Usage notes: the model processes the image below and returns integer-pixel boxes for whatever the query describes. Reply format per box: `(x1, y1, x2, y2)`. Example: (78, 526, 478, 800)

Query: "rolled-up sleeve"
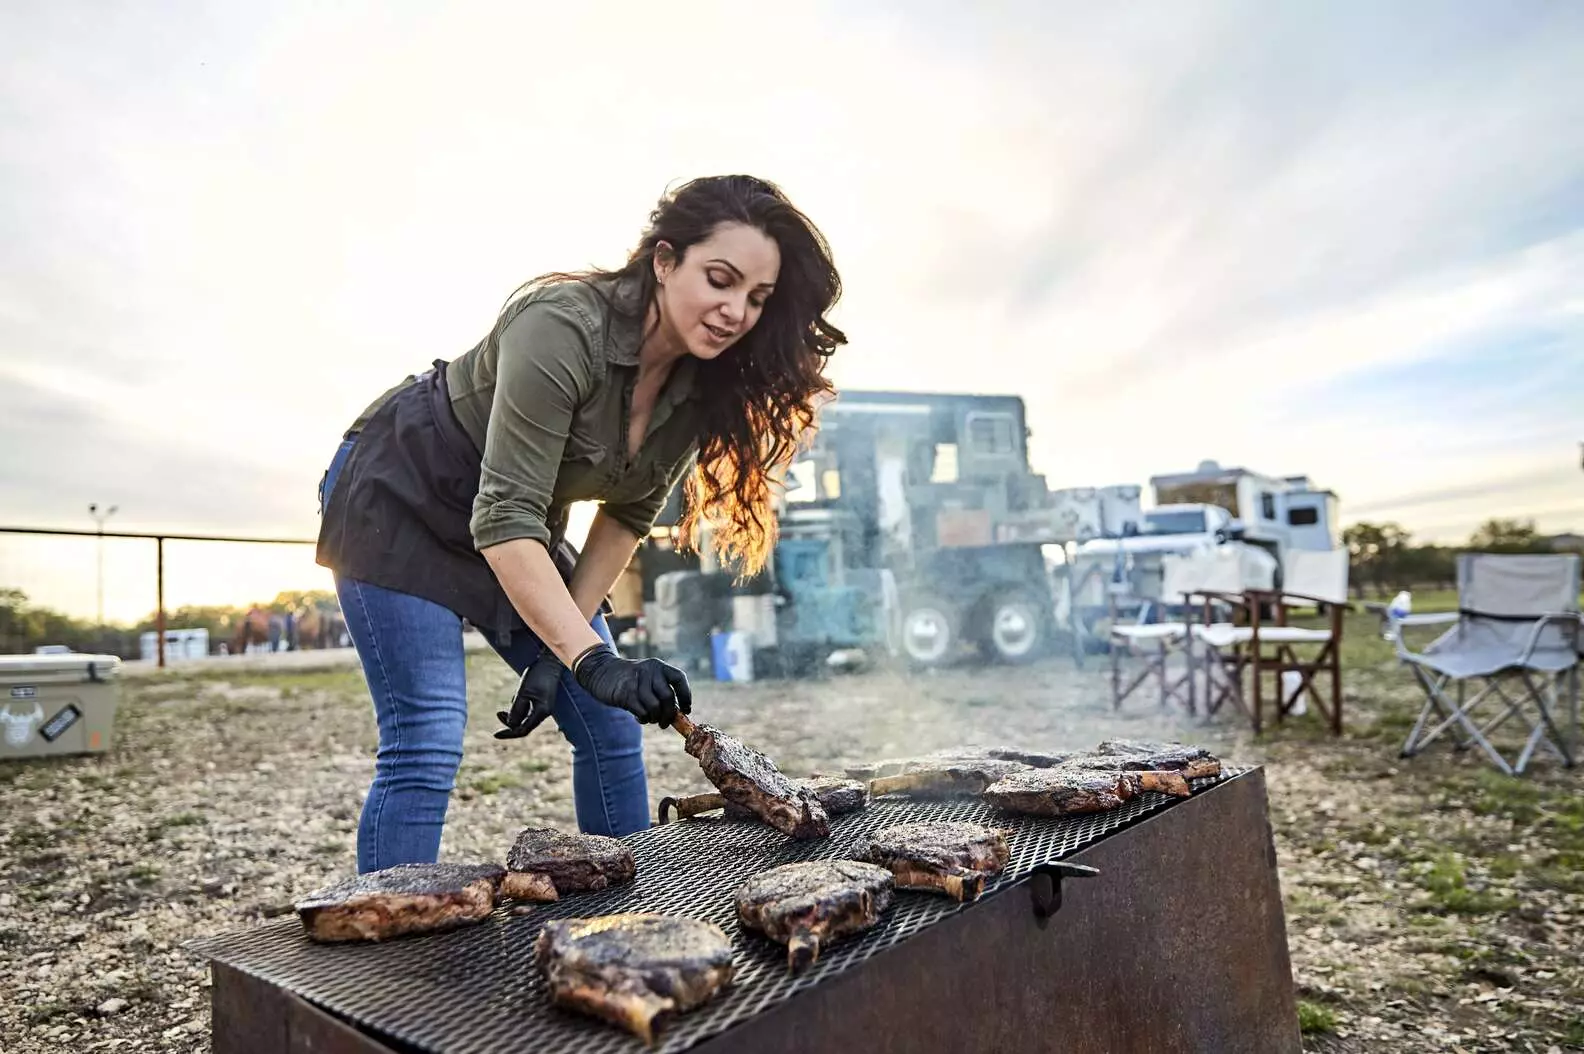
(602, 446, 699, 540)
(469, 299, 597, 551)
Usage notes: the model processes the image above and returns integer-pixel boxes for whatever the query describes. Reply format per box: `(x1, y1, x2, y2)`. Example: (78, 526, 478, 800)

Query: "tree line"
(1342, 517, 1575, 599)
(0, 588, 339, 658)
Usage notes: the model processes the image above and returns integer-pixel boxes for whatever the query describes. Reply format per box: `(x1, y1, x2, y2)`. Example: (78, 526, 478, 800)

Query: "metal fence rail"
(0, 526, 316, 668)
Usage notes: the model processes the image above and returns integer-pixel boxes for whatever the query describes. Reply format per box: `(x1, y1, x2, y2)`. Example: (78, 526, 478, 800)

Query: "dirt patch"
(1, 615, 1580, 1052)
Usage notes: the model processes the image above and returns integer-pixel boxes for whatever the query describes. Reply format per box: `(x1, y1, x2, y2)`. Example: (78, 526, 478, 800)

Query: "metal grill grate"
(190, 768, 1247, 1054)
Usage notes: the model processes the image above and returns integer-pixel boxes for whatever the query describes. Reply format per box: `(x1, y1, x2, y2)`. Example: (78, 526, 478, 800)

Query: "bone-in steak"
(728, 775, 868, 818)
(1093, 739, 1223, 780)
(848, 747, 1071, 781)
(503, 827, 636, 902)
(535, 913, 735, 1047)
(858, 755, 1032, 798)
(857, 821, 1011, 902)
(684, 723, 830, 839)
(735, 860, 894, 972)
(984, 766, 1190, 818)
(295, 862, 504, 943)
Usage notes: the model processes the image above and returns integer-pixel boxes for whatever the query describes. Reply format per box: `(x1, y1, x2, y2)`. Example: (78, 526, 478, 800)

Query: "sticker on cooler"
(10, 685, 37, 699)
(1, 703, 44, 746)
(39, 704, 83, 743)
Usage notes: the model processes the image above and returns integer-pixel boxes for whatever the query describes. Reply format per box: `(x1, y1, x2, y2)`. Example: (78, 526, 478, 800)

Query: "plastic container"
(0, 653, 123, 759)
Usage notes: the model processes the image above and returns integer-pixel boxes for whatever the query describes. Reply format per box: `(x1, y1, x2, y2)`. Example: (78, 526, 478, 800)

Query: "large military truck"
(622, 390, 1127, 674)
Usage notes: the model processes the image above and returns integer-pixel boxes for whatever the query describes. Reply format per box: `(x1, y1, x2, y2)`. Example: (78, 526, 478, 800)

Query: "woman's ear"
(653, 241, 676, 284)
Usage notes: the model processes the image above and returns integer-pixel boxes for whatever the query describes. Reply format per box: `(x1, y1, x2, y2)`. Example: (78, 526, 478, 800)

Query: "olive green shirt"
(352, 279, 702, 552)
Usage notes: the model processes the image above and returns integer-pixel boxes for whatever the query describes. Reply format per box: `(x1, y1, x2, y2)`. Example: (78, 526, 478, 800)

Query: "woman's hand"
(573, 644, 692, 726)
(494, 650, 564, 739)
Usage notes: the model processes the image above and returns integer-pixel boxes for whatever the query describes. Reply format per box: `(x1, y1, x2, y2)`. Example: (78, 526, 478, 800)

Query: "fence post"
(157, 537, 166, 669)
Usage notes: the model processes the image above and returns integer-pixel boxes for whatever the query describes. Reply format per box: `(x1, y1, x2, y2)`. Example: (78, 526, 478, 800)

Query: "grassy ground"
(1264, 609, 1584, 1051)
(1, 610, 1580, 1051)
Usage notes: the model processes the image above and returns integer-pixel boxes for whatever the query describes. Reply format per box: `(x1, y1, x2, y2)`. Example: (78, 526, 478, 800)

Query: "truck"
(622, 390, 1133, 675)
(1065, 460, 1339, 635)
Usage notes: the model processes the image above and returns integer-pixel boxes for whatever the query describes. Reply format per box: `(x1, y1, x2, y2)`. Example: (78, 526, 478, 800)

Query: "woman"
(316, 175, 846, 874)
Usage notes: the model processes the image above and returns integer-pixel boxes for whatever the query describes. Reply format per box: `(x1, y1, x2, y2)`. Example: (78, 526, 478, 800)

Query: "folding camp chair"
(1396, 553, 1581, 775)
(1189, 547, 1350, 735)
(1109, 547, 1245, 715)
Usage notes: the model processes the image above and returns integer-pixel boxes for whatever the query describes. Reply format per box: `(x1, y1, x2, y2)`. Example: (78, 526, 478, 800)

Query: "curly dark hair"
(504, 175, 846, 576)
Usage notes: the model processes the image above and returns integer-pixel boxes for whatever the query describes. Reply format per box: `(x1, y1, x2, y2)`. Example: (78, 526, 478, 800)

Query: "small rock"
(200, 879, 226, 897)
(254, 761, 277, 774)
(97, 997, 129, 1016)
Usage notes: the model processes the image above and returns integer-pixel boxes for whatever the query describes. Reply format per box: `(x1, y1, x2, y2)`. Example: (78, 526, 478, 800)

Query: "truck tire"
(978, 589, 1049, 665)
(900, 596, 959, 669)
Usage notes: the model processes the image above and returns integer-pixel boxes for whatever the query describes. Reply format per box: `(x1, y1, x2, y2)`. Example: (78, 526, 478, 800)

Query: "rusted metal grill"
(192, 766, 1298, 1054)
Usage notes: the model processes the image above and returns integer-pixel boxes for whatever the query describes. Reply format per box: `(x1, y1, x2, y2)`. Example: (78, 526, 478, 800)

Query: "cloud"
(2, 1, 1582, 619)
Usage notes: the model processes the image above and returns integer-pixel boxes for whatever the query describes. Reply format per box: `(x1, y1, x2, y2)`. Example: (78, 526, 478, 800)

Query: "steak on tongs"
(735, 860, 894, 972)
(852, 754, 1032, 798)
(984, 766, 1191, 818)
(501, 827, 636, 902)
(856, 821, 1011, 902)
(1092, 739, 1223, 780)
(295, 862, 505, 943)
(673, 714, 830, 839)
(536, 913, 735, 1047)
(661, 775, 868, 825)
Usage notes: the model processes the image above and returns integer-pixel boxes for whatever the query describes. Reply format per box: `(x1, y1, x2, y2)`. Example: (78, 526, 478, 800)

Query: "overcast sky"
(3, 1, 1581, 621)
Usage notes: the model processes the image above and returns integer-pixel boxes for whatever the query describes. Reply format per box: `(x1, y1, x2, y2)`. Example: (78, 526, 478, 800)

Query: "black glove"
(573, 644, 692, 727)
(494, 650, 563, 739)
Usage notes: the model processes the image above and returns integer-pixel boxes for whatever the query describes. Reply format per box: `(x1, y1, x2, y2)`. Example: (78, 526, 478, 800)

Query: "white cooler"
(0, 653, 124, 759)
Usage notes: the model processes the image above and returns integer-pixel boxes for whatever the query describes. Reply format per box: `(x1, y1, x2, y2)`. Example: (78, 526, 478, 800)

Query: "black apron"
(316, 359, 594, 642)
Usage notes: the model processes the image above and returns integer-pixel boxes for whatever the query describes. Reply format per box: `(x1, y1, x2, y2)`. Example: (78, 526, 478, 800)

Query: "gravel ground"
(2, 620, 1581, 1052)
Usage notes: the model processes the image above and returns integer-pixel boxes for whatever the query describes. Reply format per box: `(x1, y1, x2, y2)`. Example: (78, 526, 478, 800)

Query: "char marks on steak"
(684, 723, 830, 839)
(503, 827, 635, 901)
(983, 766, 1190, 818)
(857, 755, 1032, 798)
(857, 821, 1010, 902)
(727, 775, 868, 819)
(1091, 739, 1223, 780)
(535, 913, 735, 1047)
(295, 862, 505, 943)
(735, 860, 894, 972)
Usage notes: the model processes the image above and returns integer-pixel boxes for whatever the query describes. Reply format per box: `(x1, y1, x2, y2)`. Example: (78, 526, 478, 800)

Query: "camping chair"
(1109, 547, 1245, 715)
(1396, 553, 1581, 776)
(1189, 547, 1350, 735)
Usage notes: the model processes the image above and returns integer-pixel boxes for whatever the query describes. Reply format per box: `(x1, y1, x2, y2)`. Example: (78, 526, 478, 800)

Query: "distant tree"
(1342, 522, 1412, 597)
(1396, 544, 1456, 591)
(1468, 518, 1549, 554)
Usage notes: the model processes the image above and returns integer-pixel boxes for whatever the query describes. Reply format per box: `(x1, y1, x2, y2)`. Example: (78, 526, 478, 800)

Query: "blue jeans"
(319, 438, 650, 873)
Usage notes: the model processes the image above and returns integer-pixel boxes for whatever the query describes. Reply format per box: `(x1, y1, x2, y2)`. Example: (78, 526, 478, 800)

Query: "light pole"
(88, 503, 118, 628)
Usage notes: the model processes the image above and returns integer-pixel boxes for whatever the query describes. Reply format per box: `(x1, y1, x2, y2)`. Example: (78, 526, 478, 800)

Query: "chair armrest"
(1518, 613, 1584, 665)
(1248, 588, 1354, 612)
(1390, 612, 1459, 663)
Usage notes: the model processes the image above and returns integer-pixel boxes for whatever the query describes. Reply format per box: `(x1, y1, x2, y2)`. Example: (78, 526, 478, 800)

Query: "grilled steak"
(665, 775, 869, 825)
(735, 860, 894, 972)
(984, 766, 1190, 818)
(503, 827, 636, 902)
(295, 862, 504, 943)
(848, 747, 1071, 781)
(859, 754, 1032, 798)
(982, 746, 1080, 768)
(535, 913, 735, 1047)
(1093, 739, 1223, 780)
(776, 775, 869, 814)
(857, 821, 1011, 902)
(683, 722, 830, 839)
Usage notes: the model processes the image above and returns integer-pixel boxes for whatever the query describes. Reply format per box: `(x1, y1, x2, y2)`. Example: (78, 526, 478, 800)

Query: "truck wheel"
(900, 598, 959, 668)
(980, 591, 1048, 665)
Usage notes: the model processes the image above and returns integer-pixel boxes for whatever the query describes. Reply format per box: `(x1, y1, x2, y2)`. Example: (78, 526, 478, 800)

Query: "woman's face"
(653, 222, 781, 361)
